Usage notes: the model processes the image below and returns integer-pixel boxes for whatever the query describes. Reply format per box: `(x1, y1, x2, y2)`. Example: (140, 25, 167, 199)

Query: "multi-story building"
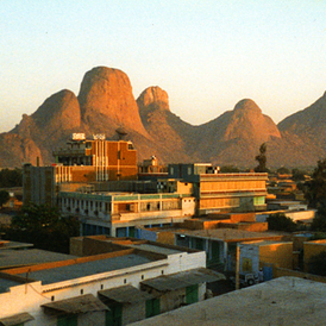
(59, 191, 196, 237)
(23, 133, 138, 206)
(23, 135, 269, 238)
(168, 163, 268, 215)
(53, 133, 138, 182)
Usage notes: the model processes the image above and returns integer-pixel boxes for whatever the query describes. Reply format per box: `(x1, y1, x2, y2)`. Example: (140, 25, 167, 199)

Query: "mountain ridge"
(0, 66, 325, 169)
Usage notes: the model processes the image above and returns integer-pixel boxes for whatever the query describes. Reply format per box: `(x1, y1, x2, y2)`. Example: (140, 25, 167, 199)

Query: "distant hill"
(0, 66, 325, 169)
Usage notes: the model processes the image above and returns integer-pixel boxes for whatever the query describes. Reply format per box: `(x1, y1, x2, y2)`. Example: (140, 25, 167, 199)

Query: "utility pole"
(236, 243, 240, 290)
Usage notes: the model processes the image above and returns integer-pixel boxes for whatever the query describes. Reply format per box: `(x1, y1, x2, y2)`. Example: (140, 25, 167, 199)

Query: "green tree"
(303, 159, 326, 208)
(308, 251, 326, 276)
(292, 168, 306, 182)
(7, 203, 80, 253)
(267, 213, 297, 232)
(0, 190, 10, 208)
(0, 168, 22, 188)
(254, 143, 268, 172)
(311, 200, 326, 232)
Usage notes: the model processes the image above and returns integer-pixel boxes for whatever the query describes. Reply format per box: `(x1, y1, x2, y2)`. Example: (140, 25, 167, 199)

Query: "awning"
(0, 313, 34, 326)
(141, 268, 225, 292)
(99, 285, 154, 304)
(42, 294, 108, 315)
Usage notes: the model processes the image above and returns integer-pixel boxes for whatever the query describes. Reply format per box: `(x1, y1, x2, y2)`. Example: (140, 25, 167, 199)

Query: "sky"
(1, 0, 326, 133)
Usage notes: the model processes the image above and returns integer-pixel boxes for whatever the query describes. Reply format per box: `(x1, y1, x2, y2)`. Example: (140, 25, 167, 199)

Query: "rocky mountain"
(278, 92, 326, 147)
(0, 66, 325, 169)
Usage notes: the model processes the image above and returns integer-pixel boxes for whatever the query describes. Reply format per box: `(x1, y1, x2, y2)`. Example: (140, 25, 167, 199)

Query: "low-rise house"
(0, 236, 224, 325)
(239, 240, 294, 280)
(174, 229, 284, 270)
(303, 239, 326, 272)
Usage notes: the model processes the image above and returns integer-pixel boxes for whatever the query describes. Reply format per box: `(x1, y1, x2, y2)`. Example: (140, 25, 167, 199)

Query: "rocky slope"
(0, 66, 325, 169)
(278, 92, 326, 147)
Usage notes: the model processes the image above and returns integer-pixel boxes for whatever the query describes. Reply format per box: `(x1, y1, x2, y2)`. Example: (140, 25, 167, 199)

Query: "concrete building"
(256, 209, 315, 224)
(138, 155, 167, 174)
(59, 191, 196, 237)
(53, 133, 138, 182)
(0, 236, 224, 326)
(130, 277, 326, 326)
(174, 229, 284, 270)
(23, 134, 270, 239)
(168, 163, 268, 215)
(136, 227, 283, 270)
(303, 239, 326, 272)
(239, 240, 294, 281)
(23, 133, 138, 206)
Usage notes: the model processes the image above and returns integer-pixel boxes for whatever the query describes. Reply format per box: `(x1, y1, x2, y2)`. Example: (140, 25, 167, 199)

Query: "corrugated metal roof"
(141, 268, 225, 292)
(0, 313, 34, 326)
(41, 294, 108, 315)
(99, 285, 154, 303)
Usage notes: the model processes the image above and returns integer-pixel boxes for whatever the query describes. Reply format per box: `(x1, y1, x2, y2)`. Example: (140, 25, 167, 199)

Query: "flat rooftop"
(16, 254, 153, 285)
(0, 279, 22, 294)
(0, 249, 76, 269)
(131, 277, 326, 326)
(0, 240, 33, 250)
(175, 228, 283, 242)
(240, 240, 292, 247)
(129, 243, 183, 255)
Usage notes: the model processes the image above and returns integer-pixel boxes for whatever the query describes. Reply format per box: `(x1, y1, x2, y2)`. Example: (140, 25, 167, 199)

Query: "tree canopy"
(267, 213, 297, 232)
(0, 168, 22, 188)
(292, 168, 307, 182)
(311, 201, 326, 232)
(6, 203, 80, 253)
(304, 159, 326, 208)
(0, 190, 10, 208)
(254, 143, 268, 172)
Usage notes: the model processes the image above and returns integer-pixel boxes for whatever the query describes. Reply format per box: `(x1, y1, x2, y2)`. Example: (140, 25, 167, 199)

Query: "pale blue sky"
(1, 0, 326, 132)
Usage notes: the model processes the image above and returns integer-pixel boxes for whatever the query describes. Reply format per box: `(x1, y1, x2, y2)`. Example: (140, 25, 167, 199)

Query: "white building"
(59, 191, 196, 237)
(0, 236, 223, 326)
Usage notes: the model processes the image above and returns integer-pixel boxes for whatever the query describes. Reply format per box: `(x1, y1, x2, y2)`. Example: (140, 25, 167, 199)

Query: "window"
(116, 227, 127, 237)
